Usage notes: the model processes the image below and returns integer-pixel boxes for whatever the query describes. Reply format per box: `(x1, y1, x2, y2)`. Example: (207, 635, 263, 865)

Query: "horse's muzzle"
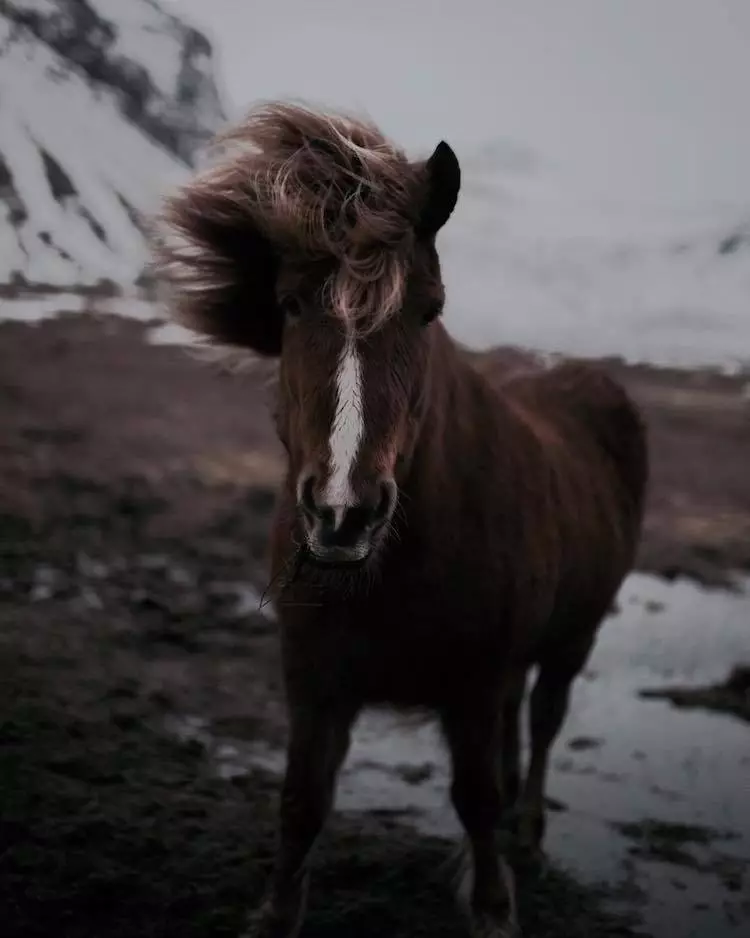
(297, 472, 397, 567)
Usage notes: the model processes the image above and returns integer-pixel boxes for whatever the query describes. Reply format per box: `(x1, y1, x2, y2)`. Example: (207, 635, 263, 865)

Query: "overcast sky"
(170, 0, 750, 209)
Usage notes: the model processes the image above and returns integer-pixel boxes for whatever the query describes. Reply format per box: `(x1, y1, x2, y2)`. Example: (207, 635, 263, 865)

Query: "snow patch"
(0, 0, 224, 290)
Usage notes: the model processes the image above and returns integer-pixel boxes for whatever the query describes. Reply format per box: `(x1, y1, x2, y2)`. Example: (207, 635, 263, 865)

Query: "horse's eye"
(422, 302, 441, 326)
(281, 296, 304, 320)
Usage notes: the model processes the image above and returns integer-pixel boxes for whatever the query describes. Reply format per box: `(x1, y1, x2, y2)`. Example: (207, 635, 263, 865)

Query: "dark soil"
(611, 820, 747, 895)
(1, 309, 748, 937)
(0, 443, 641, 938)
(0, 639, 643, 938)
(639, 666, 750, 724)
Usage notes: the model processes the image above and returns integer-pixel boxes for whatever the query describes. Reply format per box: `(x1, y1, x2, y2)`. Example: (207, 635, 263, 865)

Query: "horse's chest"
(339, 623, 467, 706)
(286, 591, 510, 708)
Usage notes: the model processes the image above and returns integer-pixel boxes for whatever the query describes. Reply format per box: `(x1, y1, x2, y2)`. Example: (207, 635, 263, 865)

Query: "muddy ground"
(1, 310, 749, 937)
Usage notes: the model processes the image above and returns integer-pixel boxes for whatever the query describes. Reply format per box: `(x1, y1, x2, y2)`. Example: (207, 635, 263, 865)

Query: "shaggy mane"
(153, 101, 423, 336)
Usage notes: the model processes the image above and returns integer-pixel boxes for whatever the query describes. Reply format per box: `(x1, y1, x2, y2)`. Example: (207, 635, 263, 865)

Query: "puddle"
(541, 574, 750, 937)
(166, 572, 750, 937)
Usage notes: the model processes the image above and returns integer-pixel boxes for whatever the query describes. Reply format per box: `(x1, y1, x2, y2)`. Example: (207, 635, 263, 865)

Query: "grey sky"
(170, 0, 750, 207)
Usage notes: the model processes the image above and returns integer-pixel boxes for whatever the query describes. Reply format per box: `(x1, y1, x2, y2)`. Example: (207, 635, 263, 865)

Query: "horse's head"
(154, 102, 460, 567)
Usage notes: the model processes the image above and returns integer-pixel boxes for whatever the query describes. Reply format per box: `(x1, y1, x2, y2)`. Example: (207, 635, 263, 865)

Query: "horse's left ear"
(416, 140, 461, 238)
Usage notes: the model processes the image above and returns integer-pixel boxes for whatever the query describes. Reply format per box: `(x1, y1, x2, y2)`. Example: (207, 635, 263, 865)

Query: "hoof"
(452, 841, 474, 908)
(462, 859, 520, 938)
(242, 898, 303, 938)
(470, 912, 522, 938)
(511, 806, 546, 858)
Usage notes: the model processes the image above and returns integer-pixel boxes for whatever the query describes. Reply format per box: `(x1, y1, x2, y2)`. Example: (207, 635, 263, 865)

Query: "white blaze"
(323, 331, 364, 527)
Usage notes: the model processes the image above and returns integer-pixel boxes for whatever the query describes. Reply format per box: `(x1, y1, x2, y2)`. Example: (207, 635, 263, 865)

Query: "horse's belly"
(279, 574, 529, 709)
(352, 638, 453, 708)
(342, 601, 513, 708)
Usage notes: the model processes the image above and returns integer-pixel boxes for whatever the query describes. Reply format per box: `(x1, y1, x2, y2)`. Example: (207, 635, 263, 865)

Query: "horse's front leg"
(442, 701, 520, 938)
(245, 700, 357, 938)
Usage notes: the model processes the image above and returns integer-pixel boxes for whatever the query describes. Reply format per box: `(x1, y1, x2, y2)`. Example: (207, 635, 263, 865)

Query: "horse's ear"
(416, 140, 461, 239)
(151, 183, 284, 357)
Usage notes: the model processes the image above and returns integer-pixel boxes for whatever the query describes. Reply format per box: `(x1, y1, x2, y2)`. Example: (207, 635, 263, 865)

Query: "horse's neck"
(400, 324, 508, 514)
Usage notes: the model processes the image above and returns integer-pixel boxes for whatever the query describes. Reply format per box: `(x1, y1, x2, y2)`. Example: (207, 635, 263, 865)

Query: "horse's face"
(275, 246, 442, 566)
(154, 104, 462, 569)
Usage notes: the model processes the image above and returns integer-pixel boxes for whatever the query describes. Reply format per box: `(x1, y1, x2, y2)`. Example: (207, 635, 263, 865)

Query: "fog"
(168, 0, 750, 366)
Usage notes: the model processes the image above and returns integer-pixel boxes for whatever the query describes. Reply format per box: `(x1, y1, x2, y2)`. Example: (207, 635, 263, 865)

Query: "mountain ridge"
(0, 0, 227, 291)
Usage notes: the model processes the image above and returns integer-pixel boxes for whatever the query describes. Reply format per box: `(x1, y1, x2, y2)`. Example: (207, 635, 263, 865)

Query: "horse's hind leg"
(442, 702, 520, 938)
(516, 634, 595, 854)
(244, 701, 357, 938)
(501, 671, 527, 811)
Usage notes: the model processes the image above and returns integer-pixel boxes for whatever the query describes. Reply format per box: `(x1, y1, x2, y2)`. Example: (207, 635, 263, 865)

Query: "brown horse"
(152, 101, 648, 938)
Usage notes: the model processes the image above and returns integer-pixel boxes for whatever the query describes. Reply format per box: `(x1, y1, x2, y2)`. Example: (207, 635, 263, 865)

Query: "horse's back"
(472, 349, 647, 512)
(531, 358, 648, 514)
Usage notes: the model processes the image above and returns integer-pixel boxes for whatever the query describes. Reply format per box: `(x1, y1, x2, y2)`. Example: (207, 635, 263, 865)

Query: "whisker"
(259, 557, 293, 610)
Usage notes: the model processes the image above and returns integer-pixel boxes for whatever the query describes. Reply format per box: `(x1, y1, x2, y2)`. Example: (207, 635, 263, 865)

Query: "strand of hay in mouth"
(210, 101, 422, 329)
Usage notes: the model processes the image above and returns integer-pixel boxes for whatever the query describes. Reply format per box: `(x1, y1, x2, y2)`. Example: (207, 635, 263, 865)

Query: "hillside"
(438, 143, 750, 369)
(0, 0, 226, 291)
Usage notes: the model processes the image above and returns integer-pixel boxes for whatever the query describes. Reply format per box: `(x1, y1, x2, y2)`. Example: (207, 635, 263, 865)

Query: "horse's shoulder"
(504, 358, 634, 416)
(497, 357, 645, 470)
(466, 346, 556, 390)
(465, 346, 644, 447)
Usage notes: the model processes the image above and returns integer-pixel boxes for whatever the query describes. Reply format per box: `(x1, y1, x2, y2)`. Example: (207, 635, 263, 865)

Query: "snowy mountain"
(0, 0, 226, 291)
(1, 0, 748, 369)
(438, 148, 750, 368)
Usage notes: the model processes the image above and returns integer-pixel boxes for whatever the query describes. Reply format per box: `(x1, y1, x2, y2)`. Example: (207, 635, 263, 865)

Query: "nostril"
(300, 473, 318, 517)
(373, 479, 397, 524)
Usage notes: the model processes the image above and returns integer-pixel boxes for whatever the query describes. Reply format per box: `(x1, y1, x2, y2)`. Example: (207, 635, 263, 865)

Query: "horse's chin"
(303, 545, 373, 572)
(300, 519, 391, 575)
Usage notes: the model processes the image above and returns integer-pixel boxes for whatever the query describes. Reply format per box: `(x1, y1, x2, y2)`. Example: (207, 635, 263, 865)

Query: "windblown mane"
(153, 101, 422, 334)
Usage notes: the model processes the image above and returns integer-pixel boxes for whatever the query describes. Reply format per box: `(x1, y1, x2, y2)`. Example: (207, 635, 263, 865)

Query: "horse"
(152, 101, 648, 938)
